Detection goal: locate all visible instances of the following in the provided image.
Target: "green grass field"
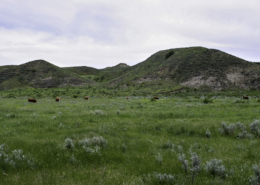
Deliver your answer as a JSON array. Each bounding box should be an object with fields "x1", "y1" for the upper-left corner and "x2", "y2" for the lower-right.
[{"x1": 1, "y1": 95, "x2": 260, "y2": 184}]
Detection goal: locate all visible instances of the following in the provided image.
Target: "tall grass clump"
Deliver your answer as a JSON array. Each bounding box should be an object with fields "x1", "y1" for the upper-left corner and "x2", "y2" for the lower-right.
[
  {"x1": 219, "y1": 122, "x2": 236, "y2": 135},
  {"x1": 205, "y1": 159, "x2": 226, "y2": 179}
]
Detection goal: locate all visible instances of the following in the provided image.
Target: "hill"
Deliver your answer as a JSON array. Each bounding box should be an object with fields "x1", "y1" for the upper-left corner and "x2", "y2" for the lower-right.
[
  {"x1": 0, "y1": 60, "x2": 93, "y2": 90},
  {"x1": 1, "y1": 47, "x2": 260, "y2": 92},
  {"x1": 104, "y1": 47, "x2": 260, "y2": 91}
]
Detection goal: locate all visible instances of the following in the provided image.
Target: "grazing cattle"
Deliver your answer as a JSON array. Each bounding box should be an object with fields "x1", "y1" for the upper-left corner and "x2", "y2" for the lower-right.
[
  {"x1": 28, "y1": 98, "x2": 37, "y2": 103},
  {"x1": 243, "y1": 96, "x2": 249, "y2": 99},
  {"x1": 153, "y1": 97, "x2": 160, "y2": 99},
  {"x1": 84, "y1": 96, "x2": 89, "y2": 100},
  {"x1": 55, "y1": 97, "x2": 61, "y2": 102}
]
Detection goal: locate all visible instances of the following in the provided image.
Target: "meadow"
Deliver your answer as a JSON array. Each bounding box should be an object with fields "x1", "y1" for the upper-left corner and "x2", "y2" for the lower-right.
[{"x1": 1, "y1": 94, "x2": 260, "y2": 184}]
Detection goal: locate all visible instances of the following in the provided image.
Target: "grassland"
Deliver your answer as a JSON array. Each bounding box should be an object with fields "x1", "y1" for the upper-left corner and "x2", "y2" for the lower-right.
[{"x1": 1, "y1": 93, "x2": 260, "y2": 184}]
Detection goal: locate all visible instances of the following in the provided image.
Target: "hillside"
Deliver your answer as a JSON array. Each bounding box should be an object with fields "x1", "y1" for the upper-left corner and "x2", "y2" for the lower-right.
[
  {"x1": 104, "y1": 47, "x2": 260, "y2": 91},
  {"x1": 0, "y1": 60, "x2": 93, "y2": 90},
  {"x1": 1, "y1": 47, "x2": 260, "y2": 91},
  {"x1": 64, "y1": 63, "x2": 131, "y2": 82}
]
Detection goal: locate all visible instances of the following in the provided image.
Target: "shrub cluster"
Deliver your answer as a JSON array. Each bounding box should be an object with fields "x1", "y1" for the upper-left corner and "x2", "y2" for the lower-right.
[
  {"x1": 178, "y1": 152, "x2": 201, "y2": 184},
  {"x1": 219, "y1": 122, "x2": 236, "y2": 135},
  {"x1": 249, "y1": 163, "x2": 260, "y2": 185},
  {"x1": 205, "y1": 158, "x2": 226, "y2": 178},
  {"x1": 0, "y1": 143, "x2": 35, "y2": 170}
]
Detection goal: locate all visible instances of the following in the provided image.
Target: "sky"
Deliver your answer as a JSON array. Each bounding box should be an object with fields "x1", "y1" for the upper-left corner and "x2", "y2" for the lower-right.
[{"x1": 0, "y1": 0, "x2": 259, "y2": 69}]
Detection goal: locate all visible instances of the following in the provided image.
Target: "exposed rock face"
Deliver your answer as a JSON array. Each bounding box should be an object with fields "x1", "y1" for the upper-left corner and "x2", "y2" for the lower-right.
[{"x1": 180, "y1": 76, "x2": 223, "y2": 90}]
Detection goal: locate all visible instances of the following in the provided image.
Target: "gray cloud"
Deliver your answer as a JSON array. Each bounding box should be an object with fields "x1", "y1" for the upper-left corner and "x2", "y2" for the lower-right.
[{"x1": 0, "y1": 0, "x2": 260, "y2": 68}]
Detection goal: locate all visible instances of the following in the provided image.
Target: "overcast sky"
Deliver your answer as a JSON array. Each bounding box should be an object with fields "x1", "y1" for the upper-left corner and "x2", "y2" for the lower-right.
[{"x1": 0, "y1": 0, "x2": 259, "y2": 68}]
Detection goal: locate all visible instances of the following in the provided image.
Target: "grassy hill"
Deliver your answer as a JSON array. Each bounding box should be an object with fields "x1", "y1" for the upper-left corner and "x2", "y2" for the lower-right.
[
  {"x1": 0, "y1": 60, "x2": 94, "y2": 90},
  {"x1": 103, "y1": 47, "x2": 260, "y2": 91},
  {"x1": 1, "y1": 47, "x2": 260, "y2": 92}
]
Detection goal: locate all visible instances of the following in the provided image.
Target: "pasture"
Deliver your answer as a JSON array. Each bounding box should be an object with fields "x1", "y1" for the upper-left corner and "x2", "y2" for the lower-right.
[{"x1": 0, "y1": 95, "x2": 260, "y2": 184}]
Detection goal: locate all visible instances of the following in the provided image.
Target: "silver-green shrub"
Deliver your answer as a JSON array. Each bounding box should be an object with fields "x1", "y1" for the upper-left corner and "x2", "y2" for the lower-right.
[
  {"x1": 69, "y1": 154, "x2": 78, "y2": 165},
  {"x1": 79, "y1": 136, "x2": 107, "y2": 147},
  {"x1": 177, "y1": 145, "x2": 183, "y2": 153},
  {"x1": 219, "y1": 122, "x2": 236, "y2": 135},
  {"x1": 90, "y1": 136, "x2": 107, "y2": 147},
  {"x1": 153, "y1": 172, "x2": 175, "y2": 184},
  {"x1": 236, "y1": 122, "x2": 253, "y2": 139},
  {"x1": 190, "y1": 153, "x2": 201, "y2": 184},
  {"x1": 205, "y1": 158, "x2": 226, "y2": 178},
  {"x1": 78, "y1": 138, "x2": 90, "y2": 147},
  {"x1": 178, "y1": 153, "x2": 189, "y2": 175},
  {"x1": 178, "y1": 153, "x2": 201, "y2": 184},
  {"x1": 95, "y1": 110, "x2": 104, "y2": 115},
  {"x1": 155, "y1": 153, "x2": 162, "y2": 165},
  {"x1": 83, "y1": 145, "x2": 101, "y2": 155},
  {"x1": 249, "y1": 163, "x2": 260, "y2": 185},
  {"x1": 63, "y1": 138, "x2": 74, "y2": 150},
  {"x1": 237, "y1": 122, "x2": 246, "y2": 131},
  {"x1": 161, "y1": 140, "x2": 175, "y2": 150},
  {"x1": 249, "y1": 120, "x2": 260, "y2": 137},
  {"x1": 237, "y1": 130, "x2": 253, "y2": 139},
  {"x1": 205, "y1": 129, "x2": 211, "y2": 138},
  {"x1": 1, "y1": 145, "x2": 35, "y2": 169}
]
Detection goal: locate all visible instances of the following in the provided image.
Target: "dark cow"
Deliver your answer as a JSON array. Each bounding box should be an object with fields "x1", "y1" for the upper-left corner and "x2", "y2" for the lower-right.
[
  {"x1": 55, "y1": 97, "x2": 61, "y2": 102},
  {"x1": 28, "y1": 98, "x2": 37, "y2": 103},
  {"x1": 153, "y1": 97, "x2": 160, "y2": 99},
  {"x1": 127, "y1": 97, "x2": 129, "y2": 100},
  {"x1": 84, "y1": 96, "x2": 89, "y2": 100},
  {"x1": 243, "y1": 96, "x2": 249, "y2": 99}
]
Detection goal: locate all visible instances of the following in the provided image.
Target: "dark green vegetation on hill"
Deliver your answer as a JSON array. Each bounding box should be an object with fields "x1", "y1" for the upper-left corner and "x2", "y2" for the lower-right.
[
  {"x1": 0, "y1": 60, "x2": 94, "y2": 90},
  {"x1": 1, "y1": 47, "x2": 260, "y2": 94},
  {"x1": 1, "y1": 96, "x2": 260, "y2": 184}
]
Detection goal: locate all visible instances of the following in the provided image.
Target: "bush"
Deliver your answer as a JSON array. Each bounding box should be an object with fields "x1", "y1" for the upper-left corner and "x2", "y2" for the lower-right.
[
  {"x1": 79, "y1": 136, "x2": 107, "y2": 155},
  {"x1": 203, "y1": 97, "x2": 213, "y2": 103},
  {"x1": 161, "y1": 140, "x2": 175, "y2": 150},
  {"x1": 95, "y1": 110, "x2": 104, "y2": 115},
  {"x1": 150, "y1": 98, "x2": 156, "y2": 102},
  {"x1": 205, "y1": 159, "x2": 226, "y2": 178},
  {"x1": 73, "y1": 95, "x2": 78, "y2": 98},
  {"x1": 0, "y1": 143, "x2": 35, "y2": 170},
  {"x1": 155, "y1": 153, "x2": 163, "y2": 165},
  {"x1": 78, "y1": 136, "x2": 107, "y2": 148},
  {"x1": 63, "y1": 138, "x2": 74, "y2": 150},
  {"x1": 236, "y1": 122, "x2": 253, "y2": 139},
  {"x1": 205, "y1": 129, "x2": 211, "y2": 138},
  {"x1": 249, "y1": 120, "x2": 260, "y2": 136},
  {"x1": 219, "y1": 122, "x2": 236, "y2": 135},
  {"x1": 178, "y1": 153, "x2": 201, "y2": 184},
  {"x1": 153, "y1": 172, "x2": 175, "y2": 184},
  {"x1": 249, "y1": 163, "x2": 260, "y2": 185}
]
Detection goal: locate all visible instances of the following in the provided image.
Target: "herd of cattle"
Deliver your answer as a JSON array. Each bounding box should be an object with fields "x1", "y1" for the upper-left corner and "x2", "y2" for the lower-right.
[
  {"x1": 27, "y1": 96, "x2": 249, "y2": 103},
  {"x1": 28, "y1": 96, "x2": 90, "y2": 103}
]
